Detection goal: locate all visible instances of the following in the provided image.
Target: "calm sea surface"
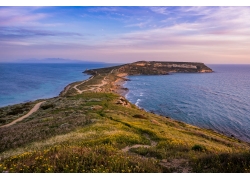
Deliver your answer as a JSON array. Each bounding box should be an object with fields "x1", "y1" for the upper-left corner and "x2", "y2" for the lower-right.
[
  {"x1": 0, "y1": 63, "x2": 111, "y2": 107},
  {"x1": 124, "y1": 65, "x2": 250, "y2": 142}
]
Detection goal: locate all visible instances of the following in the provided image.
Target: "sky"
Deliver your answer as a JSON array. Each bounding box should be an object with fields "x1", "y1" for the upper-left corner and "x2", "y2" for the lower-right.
[{"x1": 0, "y1": 5, "x2": 250, "y2": 64}]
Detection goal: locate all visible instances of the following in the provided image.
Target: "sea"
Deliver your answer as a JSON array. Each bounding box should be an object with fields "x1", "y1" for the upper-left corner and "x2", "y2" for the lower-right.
[
  {"x1": 0, "y1": 63, "x2": 111, "y2": 107},
  {"x1": 0, "y1": 63, "x2": 250, "y2": 143},
  {"x1": 124, "y1": 65, "x2": 250, "y2": 143}
]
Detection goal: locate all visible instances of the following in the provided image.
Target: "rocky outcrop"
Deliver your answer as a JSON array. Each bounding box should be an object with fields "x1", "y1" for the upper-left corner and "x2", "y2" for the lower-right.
[
  {"x1": 84, "y1": 61, "x2": 213, "y2": 76},
  {"x1": 116, "y1": 97, "x2": 130, "y2": 107}
]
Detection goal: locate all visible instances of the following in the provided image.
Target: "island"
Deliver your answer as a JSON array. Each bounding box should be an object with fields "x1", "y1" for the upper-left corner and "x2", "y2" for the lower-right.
[{"x1": 0, "y1": 61, "x2": 249, "y2": 173}]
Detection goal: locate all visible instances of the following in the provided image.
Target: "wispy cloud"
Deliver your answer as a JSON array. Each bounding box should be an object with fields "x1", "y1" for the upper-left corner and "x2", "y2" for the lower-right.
[
  {"x1": 1, "y1": 6, "x2": 250, "y2": 63},
  {"x1": 0, "y1": 27, "x2": 82, "y2": 40},
  {"x1": 87, "y1": 7, "x2": 118, "y2": 12},
  {"x1": 125, "y1": 20, "x2": 152, "y2": 28},
  {"x1": 0, "y1": 7, "x2": 50, "y2": 26},
  {"x1": 150, "y1": 7, "x2": 169, "y2": 15}
]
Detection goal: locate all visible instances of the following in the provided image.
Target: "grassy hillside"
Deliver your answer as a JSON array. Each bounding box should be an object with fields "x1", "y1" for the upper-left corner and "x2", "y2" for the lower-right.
[{"x1": 0, "y1": 65, "x2": 250, "y2": 173}]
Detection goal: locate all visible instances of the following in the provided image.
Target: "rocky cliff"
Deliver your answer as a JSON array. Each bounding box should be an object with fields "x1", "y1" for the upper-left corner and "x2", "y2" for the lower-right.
[{"x1": 84, "y1": 61, "x2": 213, "y2": 75}]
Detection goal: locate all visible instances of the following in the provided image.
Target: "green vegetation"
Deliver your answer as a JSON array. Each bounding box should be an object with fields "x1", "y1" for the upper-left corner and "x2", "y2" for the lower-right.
[
  {"x1": 0, "y1": 145, "x2": 164, "y2": 173},
  {"x1": 0, "y1": 64, "x2": 249, "y2": 173}
]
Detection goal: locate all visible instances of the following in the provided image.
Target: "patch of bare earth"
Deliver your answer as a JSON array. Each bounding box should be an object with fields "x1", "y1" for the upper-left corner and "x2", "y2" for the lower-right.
[{"x1": 160, "y1": 158, "x2": 192, "y2": 173}]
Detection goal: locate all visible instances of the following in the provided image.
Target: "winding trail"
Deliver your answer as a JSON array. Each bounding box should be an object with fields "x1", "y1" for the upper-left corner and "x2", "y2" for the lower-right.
[
  {"x1": 73, "y1": 76, "x2": 94, "y2": 94},
  {"x1": 73, "y1": 69, "x2": 115, "y2": 94},
  {"x1": 0, "y1": 101, "x2": 46, "y2": 128},
  {"x1": 121, "y1": 134, "x2": 157, "y2": 152},
  {"x1": 120, "y1": 133, "x2": 191, "y2": 172}
]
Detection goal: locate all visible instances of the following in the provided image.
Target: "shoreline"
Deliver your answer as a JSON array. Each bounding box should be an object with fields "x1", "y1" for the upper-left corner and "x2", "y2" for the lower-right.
[
  {"x1": 112, "y1": 73, "x2": 130, "y2": 97},
  {"x1": 108, "y1": 74, "x2": 249, "y2": 144},
  {"x1": 1, "y1": 65, "x2": 248, "y2": 144},
  {"x1": 2, "y1": 63, "x2": 250, "y2": 173}
]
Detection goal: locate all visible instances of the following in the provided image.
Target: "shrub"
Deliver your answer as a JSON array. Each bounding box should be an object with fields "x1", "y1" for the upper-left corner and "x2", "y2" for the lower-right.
[
  {"x1": 133, "y1": 114, "x2": 147, "y2": 119},
  {"x1": 192, "y1": 144, "x2": 206, "y2": 152},
  {"x1": 41, "y1": 104, "x2": 55, "y2": 110},
  {"x1": 191, "y1": 152, "x2": 250, "y2": 172}
]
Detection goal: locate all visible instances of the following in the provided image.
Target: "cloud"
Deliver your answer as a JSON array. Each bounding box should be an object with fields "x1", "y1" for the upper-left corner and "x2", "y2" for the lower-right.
[
  {"x1": 1, "y1": 7, "x2": 250, "y2": 64},
  {"x1": 0, "y1": 7, "x2": 64, "y2": 28},
  {"x1": 0, "y1": 27, "x2": 82, "y2": 40},
  {"x1": 87, "y1": 7, "x2": 118, "y2": 12},
  {"x1": 150, "y1": 7, "x2": 169, "y2": 15},
  {"x1": 125, "y1": 20, "x2": 151, "y2": 28},
  {"x1": 83, "y1": 6, "x2": 250, "y2": 62},
  {"x1": 0, "y1": 7, "x2": 50, "y2": 26}
]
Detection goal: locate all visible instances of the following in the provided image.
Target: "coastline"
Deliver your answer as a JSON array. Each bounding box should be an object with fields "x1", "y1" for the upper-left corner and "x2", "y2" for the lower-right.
[
  {"x1": 1, "y1": 61, "x2": 248, "y2": 143},
  {"x1": 0, "y1": 66, "x2": 242, "y2": 142},
  {"x1": 2, "y1": 63, "x2": 250, "y2": 173},
  {"x1": 0, "y1": 67, "x2": 247, "y2": 144},
  {"x1": 112, "y1": 73, "x2": 129, "y2": 97}
]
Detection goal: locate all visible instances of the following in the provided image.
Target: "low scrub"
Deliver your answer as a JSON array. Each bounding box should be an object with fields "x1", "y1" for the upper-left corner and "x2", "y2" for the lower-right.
[
  {"x1": 133, "y1": 114, "x2": 147, "y2": 119},
  {"x1": 192, "y1": 152, "x2": 250, "y2": 173},
  {"x1": 191, "y1": 144, "x2": 206, "y2": 152},
  {"x1": 0, "y1": 145, "x2": 165, "y2": 173}
]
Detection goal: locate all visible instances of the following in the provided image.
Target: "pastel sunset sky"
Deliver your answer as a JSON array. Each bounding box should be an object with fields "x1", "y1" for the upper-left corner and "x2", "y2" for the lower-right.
[{"x1": 1, "y1": 4, "x2": 250, "y2": 64}]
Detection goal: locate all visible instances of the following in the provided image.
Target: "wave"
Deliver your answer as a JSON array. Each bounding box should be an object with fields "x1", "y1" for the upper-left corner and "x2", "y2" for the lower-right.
[{"x1": 135, "y1": 99, "x2": 141, "y2": 107}]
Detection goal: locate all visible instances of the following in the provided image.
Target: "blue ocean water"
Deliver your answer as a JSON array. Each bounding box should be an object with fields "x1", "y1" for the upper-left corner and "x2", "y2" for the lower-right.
[
  {"x1": 0, "y1": 63, "x2": 110, "y2": 107},
  {"x1": 124, "y1": 65, "x2": 250, "y2": 142}
]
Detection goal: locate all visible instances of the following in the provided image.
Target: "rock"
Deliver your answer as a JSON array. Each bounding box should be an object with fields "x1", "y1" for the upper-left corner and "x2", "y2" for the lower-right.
[
  {"x1": 116, "y1": 97, "x2": 130, "y2": 107},
  {"x1": 91, "y1": 105, "x2": 103, "y2": 110},
  {"x1": 116, "y1": 100, "x2": 123, "y2": 104},
  {"x1": 60, "y1": 123, "x2": 69, "y2": 128}
]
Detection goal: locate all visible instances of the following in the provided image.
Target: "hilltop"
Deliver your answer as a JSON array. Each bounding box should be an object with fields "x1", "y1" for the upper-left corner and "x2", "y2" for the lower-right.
[
  {"x1": 0, "y1": 61, "x2": 250, "y2": 173},
  {"x1": 84, "y1": 61, "x2": 213, "y2": 76}
]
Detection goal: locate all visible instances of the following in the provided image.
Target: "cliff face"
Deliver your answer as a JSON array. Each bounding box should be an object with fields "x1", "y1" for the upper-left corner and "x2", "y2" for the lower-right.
[{"x1": 84, "y1": 61, "x2": 213, "y2": 75}]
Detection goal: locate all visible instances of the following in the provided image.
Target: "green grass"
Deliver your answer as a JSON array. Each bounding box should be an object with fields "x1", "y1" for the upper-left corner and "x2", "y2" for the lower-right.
[
  {"x1": 0, "y1": 145, "x2": 165, "y2": 173},
  {"x1": 1, "y1": 74, "x2": 250, "y2": 172}
]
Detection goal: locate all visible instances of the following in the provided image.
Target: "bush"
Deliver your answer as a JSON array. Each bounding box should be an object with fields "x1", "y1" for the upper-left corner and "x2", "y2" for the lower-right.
[
  {"x1": 7, "y1": 107, "x2": 25, "y2": 115},
  {"x1": 191, "y1": 152, "x2": 250, "y2": 172},
  {"x1": 192, "y1": 144, "x2": 206, "y2": 152},
  {"x1": 41, "y1": 104, "x2": 55, "y2": 110},
  {"x1": 133, "y1": 114, "x2": 147, "y2": 119}
]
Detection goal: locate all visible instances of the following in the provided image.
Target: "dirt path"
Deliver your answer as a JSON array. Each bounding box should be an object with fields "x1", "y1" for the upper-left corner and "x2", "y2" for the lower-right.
[
  {"x1": 74, "y1": 69, "x2": 115, "y2": 94},
  {"x1": 73, "y1": 76, "x2": 94, "y2": 94},
  {"x1": 0, "y1": 101, "x2": 46, "y2": 128},
  {"x1": 121, "y1": 134, "x2": 157, "y2": 152},
  {"x1": 121, "y1": 134, "x2": 191, "y2": 172}
]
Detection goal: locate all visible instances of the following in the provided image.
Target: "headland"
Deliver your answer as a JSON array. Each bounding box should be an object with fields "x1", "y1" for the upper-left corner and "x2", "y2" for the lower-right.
[
  {"x1": 0, "y1": 61, "x2": 250, "y2": 173},
  {"x1": 60, "y1": 61, "x2": 213, "y2": 97}
]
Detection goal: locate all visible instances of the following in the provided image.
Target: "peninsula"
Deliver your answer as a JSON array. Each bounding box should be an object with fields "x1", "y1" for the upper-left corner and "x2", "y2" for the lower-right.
[
  {"x1": 60, "y1": 61, "x2": 212, "y2": 97},
  {"x1": 0, "y1": 61, "x2": 249, "y2": 173}
]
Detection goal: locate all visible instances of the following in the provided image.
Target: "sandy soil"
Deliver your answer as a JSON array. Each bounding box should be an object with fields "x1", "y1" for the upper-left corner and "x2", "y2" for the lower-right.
[{"x1": 112, "y1": 73, "x2": 129, "y2": 97}]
